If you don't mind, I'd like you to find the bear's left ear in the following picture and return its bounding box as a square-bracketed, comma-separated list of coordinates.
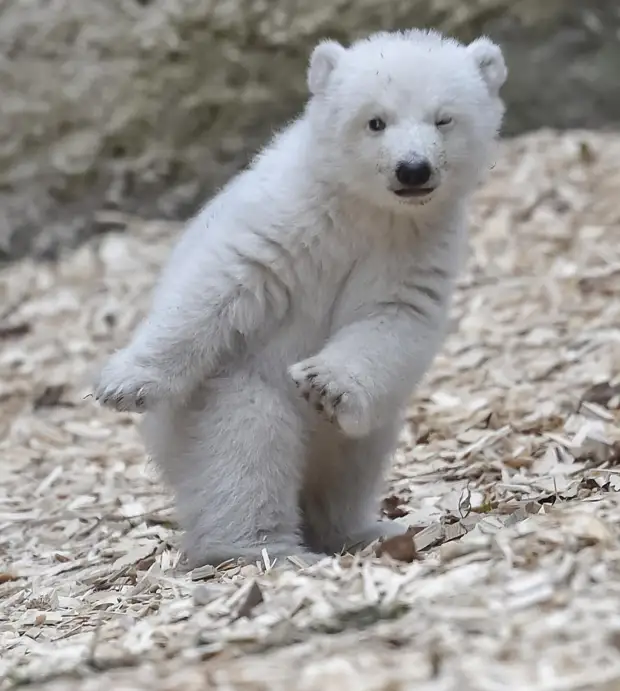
[467, 37, 507, 95]
[308, 40, 346, 96]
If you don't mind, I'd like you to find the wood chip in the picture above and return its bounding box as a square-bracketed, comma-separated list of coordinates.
[235, 581, 264, 619]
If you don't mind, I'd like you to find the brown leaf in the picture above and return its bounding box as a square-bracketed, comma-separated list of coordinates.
[503, 456, 534, 470]
[381, 494, 409, 519]
[0, 571, 18, 584]
[376, 534, 418, 563]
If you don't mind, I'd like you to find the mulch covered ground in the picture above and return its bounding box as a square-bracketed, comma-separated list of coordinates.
[1, 129, 620, 690]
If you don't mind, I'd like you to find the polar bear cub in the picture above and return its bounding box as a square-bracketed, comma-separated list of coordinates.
[95, 29, 507, 567]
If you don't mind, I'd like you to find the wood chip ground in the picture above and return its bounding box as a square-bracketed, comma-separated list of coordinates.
[1, 129, 620, 690]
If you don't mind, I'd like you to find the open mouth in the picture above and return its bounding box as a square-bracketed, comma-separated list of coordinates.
[393, 187, 436, 198]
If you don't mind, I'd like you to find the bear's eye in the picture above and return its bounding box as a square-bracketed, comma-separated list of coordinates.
[435, 115, 453, 128]
[368, 117, 386, 132]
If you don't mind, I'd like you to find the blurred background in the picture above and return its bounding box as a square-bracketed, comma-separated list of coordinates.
[1, 0, 618, 264]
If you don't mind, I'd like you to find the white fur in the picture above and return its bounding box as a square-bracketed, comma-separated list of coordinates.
[95, 29, 506, 567]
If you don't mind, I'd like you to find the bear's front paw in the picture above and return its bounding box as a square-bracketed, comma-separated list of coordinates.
[94, 351, 164, 413]
[288, 357, 372, 437]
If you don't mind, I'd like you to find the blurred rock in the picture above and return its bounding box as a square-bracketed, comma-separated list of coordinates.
[1, 0, 618, 262]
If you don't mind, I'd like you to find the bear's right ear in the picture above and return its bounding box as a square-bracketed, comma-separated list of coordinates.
[308, 40, 346, 96]
[467, 37, 507, 96]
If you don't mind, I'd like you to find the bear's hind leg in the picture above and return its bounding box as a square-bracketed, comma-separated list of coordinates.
[143, 373, 323, 568]
[301, 421, 408, 555]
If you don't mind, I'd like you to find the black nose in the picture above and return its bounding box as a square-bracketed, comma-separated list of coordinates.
[395, 160, 432, 187]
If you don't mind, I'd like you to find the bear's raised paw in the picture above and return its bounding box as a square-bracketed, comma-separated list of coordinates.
[288, 357, 372, 438]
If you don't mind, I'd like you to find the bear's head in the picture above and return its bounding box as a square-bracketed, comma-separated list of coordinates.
[306, 30, 507, 212]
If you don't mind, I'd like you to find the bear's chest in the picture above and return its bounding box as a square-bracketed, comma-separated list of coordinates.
[290, 208, 437, 329]
[298, 237, 413, 329]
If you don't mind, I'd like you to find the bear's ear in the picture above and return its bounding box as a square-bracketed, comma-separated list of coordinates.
[467, 37, 507, 95]
[308, 40, 346, 96]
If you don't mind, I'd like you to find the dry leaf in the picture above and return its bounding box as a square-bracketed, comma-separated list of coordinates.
[0, 571, 18, 584]
[381, 494, 409, 519]
[376, 534, 418, 562]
